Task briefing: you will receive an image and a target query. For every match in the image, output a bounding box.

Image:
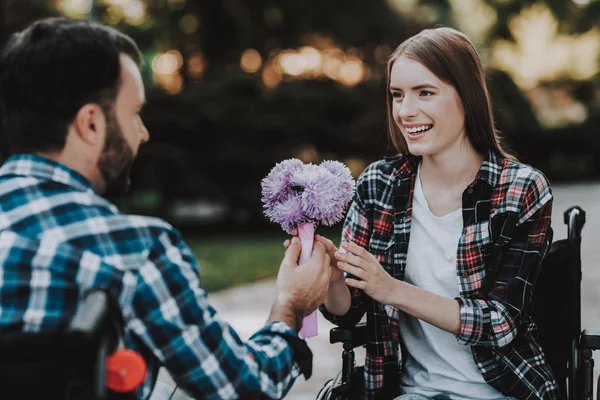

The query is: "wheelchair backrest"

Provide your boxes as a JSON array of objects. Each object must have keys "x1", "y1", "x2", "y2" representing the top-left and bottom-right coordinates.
[
  {"x1": 532, "y1": 239, "x2": 575, "y2": 397},
  {"x1": 0, "y1": 289, "x2": 138, "y2": 399},
  {"x1": 531, "y1": 206, "x2": 585, "y2": 399}
]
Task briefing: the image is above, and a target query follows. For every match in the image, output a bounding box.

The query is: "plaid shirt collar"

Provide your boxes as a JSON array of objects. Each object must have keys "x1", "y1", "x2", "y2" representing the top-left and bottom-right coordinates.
[
  {"x1": 383, "y1": 148, "x2": 503, "y2": 188},
  {"x1": 0, "y1": 154, "x2": 95, "y2": 193}
]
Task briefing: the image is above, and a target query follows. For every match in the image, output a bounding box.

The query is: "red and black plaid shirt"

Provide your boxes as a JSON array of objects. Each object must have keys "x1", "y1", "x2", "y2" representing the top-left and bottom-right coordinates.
[{"x1": 320, "y1": 149, "x2": 561, "y2": 400}]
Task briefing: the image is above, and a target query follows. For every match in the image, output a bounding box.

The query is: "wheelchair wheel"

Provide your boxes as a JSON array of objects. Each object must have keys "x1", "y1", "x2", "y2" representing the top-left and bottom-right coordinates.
[
  {"x1": 315, "y1": 378, "x2": 334, "y2": 400},
  {"x1": 315, "y1": 370, "x2": 344, "y2": 400}
]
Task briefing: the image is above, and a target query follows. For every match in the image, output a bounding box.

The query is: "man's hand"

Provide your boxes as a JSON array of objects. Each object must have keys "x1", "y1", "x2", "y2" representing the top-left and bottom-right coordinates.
[
  {"x1": 283, "y1": 232, "x2": 344, "y2": 284},
  {"x1": 270, "y1": 237, "x2": 331, "y2": 332}
]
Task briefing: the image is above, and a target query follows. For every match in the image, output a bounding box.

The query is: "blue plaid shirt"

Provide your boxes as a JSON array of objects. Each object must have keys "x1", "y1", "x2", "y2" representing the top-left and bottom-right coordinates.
[{"x1": 0, "y1": 154, "x2": 310, "y2": 399}]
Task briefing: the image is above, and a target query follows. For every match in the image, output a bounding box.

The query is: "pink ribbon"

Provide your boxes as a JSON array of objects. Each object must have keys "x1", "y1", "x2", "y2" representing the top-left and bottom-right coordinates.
[{"x1": 297, "y1": 222, "x2": 318, "y2": 338}]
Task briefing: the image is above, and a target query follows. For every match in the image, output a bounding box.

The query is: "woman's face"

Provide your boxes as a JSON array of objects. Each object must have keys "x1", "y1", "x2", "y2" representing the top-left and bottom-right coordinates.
[{"x1": 389, "y1": 56, "x2": 467, "y2": 157}]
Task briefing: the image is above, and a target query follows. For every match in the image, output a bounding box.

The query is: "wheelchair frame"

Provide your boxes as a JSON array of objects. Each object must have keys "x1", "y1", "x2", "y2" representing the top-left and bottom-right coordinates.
[{"x1": 0, "y1": 290, "x2": 140, "y2": 400}]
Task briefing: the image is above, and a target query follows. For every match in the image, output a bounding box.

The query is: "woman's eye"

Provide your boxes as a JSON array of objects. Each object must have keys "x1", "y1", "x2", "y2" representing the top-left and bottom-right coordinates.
[
  {"x1": 392, "y1": 92, "x2": 403, "y2": 99},
  {"x1": 420, "y1": 90, "x2": 433, "y2": 97}
]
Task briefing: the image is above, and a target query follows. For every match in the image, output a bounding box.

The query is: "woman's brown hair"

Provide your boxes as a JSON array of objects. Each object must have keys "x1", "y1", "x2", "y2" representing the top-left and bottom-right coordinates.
[{"x1": 385, "y1": 27, "x2": 515, "y2": 160}]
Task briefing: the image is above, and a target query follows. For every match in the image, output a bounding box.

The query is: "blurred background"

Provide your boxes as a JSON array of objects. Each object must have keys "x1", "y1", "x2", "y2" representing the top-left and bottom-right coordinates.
[
  {"x1": 0, "y1": 0, "x2": 598, "y2": 292},
  {"x1": 1, "y1": 0, "x2": 599, "y2": 397}
]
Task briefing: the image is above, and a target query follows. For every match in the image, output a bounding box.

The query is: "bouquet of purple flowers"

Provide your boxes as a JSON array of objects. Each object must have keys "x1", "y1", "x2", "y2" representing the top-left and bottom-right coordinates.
[{"x1": 261, "y1": 159, "x2": 356, "y2": 338}]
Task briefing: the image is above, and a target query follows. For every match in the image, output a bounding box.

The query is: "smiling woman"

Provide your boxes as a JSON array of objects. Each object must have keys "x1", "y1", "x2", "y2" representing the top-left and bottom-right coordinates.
[
  {"x1": 319, "y1": 27, "x2": 557, "y2": 400},
  {"x1": 389, "y1": 56, "x2": 466, "y2": 155}
]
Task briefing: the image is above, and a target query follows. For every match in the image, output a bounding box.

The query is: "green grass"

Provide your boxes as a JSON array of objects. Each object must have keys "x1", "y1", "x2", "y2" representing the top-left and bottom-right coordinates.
[
  {"x1": 185, "y1": 227, "x2": 342, "y2": 293},
  {"x1": 186, "y1": 234, "x2": 289, "y2": 293}
]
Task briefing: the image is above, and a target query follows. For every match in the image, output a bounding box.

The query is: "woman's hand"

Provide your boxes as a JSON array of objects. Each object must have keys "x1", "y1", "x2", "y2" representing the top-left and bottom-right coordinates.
[
  {"x1": 334, "y1": 241, "x2": 397, "y2": 304},
  {"x1": 333, "y1": 242, "x2": 460, "y2": 334}
]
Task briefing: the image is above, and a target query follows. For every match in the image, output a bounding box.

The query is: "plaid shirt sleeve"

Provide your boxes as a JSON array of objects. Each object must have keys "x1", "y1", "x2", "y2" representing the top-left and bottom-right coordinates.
[
  {"x1": 127, "y1": 229, "x2": 307, "y2": 400},
  {"x1": 455, "y1": 172, "x2": 553, "y2": 348},
  {"x1": 319, "y1": 169, "x2": 371, "y2": 327}
]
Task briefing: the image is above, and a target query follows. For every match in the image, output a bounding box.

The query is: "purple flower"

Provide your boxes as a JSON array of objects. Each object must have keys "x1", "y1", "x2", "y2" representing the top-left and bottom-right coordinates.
[
  {"x1": 319, "y1": 160, "x2": 355, "y2": 205},
  {"x1": 264, "y1": 196, "x2": 309, "y2": 234},
  {"x1": 261, "y1": 159, "x2": 304, "y2": 205},
  {"x1": 261, "y1": 158, "x2": 356, "y2": 233}
]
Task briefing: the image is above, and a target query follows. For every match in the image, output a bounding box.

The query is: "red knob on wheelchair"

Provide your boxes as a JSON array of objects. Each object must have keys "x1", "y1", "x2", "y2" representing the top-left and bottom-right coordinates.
[{"x1": 105, "y1": 349, "x2": 147, "y2": 392}]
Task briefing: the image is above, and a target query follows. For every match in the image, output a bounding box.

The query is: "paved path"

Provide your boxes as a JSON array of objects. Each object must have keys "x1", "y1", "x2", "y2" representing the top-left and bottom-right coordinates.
[{"x1": 160, "y1": 182, "x2": 600, "y2": 399}]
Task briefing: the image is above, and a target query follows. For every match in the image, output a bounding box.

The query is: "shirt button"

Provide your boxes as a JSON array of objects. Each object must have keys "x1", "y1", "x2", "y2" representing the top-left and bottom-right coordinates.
[{"x1": 461, "y1": 271, "x2": 468, "y2": 278}]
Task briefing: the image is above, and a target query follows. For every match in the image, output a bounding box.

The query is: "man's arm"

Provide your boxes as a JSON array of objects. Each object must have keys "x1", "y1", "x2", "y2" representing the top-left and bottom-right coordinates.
[{"x1": 127, "y1": 229, "x2": 316, "y2": 400}]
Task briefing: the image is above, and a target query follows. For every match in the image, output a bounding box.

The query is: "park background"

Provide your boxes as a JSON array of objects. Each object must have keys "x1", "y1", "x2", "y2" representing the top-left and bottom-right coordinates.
[{"x1": 0, "y1": 0, "x2": 599, "y2": 398}]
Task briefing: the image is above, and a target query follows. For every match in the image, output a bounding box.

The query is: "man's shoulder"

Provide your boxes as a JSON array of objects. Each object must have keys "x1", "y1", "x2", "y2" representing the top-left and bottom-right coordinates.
[
  {"x1": 109, "y1": 213, "x2": 175, "y2": 233},
  {"x1": 71, "y1": 212, "x2": 180, "y2": 249},
  {"x1": 38, "y1": 201, "x2": 183, "y2": 268},
  {"x1": 103, "y1": 213, "x2": 178, "y2": 241},
  {"x1": 0, "y1": 173, "x2": 190, "y2": 265}
]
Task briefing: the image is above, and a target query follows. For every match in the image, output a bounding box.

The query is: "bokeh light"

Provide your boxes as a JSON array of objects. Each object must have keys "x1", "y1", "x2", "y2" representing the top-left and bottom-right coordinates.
[
  {"x1": 59, "y1": 0, "x2": 92, "y2": 17},
  {"x1": 492, "y1": 3, "x2": 600, "y2": 89},
  {"x1": 152, "y1": 50, "x2": 184, "y2": 94},
  {"x1": 240, "y1": 49, "x2": 263, "y2": 73},
  {"x1": 187, "y1": 53, "x2": 206, "y2": 79},
  {"x1": 339, "y1": 57, "x2": 365, "y2": 87},
  {"x1": 298, "y1": 46, "x2": 322, "y2": 72},
  {"x1": 261, "y1": 64, "x2": 283, "y2": 88},
  {"x1": 179, "y1": 14, "x2": 199, "y2": 35},
  {"x1": 152, "y1": 51, "x2": 182, "y2": 75},
  {"x1": 278, "y1": 52, "x2": 306, "y2": 76},
  {"x1": 449, "y1": 0, "x2": 497, "y2": 43},
  {"x1": 121, "y1": 0, "x2": 146, "y2": 25}
]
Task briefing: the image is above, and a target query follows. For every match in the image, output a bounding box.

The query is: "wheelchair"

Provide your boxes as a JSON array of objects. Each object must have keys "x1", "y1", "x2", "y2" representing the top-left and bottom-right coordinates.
[
  {"x1": 318, "y1": 206, "x2": 600, "y2": 400},
  {"x1": 0, "y1": 289, "x2": 147, "y2": 399}
]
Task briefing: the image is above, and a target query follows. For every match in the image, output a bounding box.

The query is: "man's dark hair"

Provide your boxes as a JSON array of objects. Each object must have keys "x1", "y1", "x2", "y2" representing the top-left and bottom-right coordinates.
[{"x1": 0, "y1": 17, "x2": 142, "y2": 154}]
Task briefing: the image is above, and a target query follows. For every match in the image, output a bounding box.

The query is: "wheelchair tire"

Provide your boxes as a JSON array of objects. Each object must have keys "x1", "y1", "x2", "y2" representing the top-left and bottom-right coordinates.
[
  {"x1": 315, "y1": 368, "x2": 358, "y2": 400},
  {"x1": 315, "y1": 369, "x2": 345, "y2": 399},
  {"x1": 315, "y1": 378, "x2": 335, "y2": 400}
]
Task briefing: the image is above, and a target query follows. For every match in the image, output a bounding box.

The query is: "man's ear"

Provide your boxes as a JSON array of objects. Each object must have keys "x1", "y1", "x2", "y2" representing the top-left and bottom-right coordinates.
[{"x1": 72, "y1": 104, "x2": 106, "y2": 146}]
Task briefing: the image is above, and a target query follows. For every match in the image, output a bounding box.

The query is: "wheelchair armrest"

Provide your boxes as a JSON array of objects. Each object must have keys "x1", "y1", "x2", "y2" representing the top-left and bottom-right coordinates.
[
  {"x1": 581, "y1": 329, "x2": 600, "y2": 350},
  {"x1": 68, "y1": 290, "x2": 110, "y2": 341},
  {"x1": 330, "y1": 322, "x2": 367, "y2": 348},
  {"x1": 67, "y1": 290, "x2": 117, "y2": 399}
]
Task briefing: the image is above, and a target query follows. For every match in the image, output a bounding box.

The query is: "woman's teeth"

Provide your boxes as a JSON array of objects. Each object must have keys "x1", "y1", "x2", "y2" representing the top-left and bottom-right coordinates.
[{"x1": 406, "y1": 125, "x2": 433, "y2": 134}]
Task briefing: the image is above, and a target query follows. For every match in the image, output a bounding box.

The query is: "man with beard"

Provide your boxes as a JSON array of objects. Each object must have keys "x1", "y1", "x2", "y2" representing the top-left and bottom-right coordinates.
[{"x1": 0, "y1": 17, "x2": 334, "y2": 399}]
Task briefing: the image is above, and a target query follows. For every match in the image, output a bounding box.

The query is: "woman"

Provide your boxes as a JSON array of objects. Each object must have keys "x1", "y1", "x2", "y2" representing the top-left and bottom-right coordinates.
[{"x1": 318, "y1": 27, "x2": 559, "y2": 400}]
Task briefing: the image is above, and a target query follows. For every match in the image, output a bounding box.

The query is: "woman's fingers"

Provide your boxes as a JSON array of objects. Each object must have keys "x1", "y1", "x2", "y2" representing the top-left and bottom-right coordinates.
[
  {"x1": 337, "y1": 261, "x2": 363, "y2": 279},
  {"x1": 342, "y1": 241, "x2": 371, "y2": 257},
  {"x1": 335, "y1": 249, "x2": 366, "y2": 270},
  {"x1": 315, "y1": 234, "x2": 337, "y2": 252},
  {"x1": 345, "y1": 278, "x2": 367, "y2": 290}
]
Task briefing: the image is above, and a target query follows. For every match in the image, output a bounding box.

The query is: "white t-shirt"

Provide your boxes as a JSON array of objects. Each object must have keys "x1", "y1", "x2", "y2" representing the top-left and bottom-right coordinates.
[{"x1": 398, "y1": 165, "x2": 502, "y2": 400}]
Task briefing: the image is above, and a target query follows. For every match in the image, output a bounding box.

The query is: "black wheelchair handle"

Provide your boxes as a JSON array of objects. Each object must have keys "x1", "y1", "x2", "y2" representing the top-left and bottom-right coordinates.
[{"x1": 564, "y1": 206, "x2": 585, "y2": 240}]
